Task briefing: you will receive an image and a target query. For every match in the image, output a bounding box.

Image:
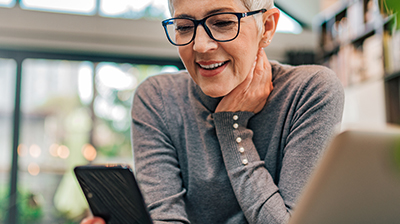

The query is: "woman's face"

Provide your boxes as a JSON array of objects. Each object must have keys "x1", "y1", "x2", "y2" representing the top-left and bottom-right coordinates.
[{"x1": 172, "y1": 0, "x2": 262, "y2": 98}]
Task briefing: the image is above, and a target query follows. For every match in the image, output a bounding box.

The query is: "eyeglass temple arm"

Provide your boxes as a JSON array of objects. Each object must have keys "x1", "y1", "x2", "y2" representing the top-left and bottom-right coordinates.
[{"x1": 243, "y1": 9, "x2": 267, "y2": 17}]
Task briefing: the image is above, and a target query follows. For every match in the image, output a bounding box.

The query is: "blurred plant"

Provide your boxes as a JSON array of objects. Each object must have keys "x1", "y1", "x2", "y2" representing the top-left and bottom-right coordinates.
[
  {"x1": 95, "y1": 89, "x2": 132, "y2": 158},
  {"x1": 0, "y1": 187, "x2": 43, "y2": 223},
  {"x1": 380, "y1": 0, "x2": 400, "y2": 29},
  {"x1": 93, "y1": 64, "x2": 175, "y2": 159}
]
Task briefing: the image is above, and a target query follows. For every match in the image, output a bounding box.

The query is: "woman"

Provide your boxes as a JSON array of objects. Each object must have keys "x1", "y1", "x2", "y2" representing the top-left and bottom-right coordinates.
[{"x1": 82, "y1": 0, "x2": 344, "y2": 223}]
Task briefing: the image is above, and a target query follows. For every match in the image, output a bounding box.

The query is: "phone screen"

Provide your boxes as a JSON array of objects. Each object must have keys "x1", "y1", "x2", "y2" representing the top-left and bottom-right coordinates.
[{"x1": 74, "y1": 165, "x2": 153, "y2": 224}]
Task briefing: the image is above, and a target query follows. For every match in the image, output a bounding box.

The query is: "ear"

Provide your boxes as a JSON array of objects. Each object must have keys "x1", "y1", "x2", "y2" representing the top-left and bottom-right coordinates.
[{"x1": 259, "y1": 8, "x2": 280, "y2": 48}]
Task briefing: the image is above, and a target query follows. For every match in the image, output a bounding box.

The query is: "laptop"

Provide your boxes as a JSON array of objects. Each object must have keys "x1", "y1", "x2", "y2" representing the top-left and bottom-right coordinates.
[{"x1": 288, "y1": 127, "x2": 400, "y2": 224}]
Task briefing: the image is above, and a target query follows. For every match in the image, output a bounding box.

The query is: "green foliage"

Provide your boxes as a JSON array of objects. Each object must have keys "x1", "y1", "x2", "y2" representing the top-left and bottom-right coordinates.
[
  {"x1": 0, "y1": 187, "x2": 43, "y2": 223},
  {"x1": 18, "y1": 192, "x2": 43, "y2": 223},
  {"x1": 380, "y1": 0, "x2": 400, "y2": 29}
]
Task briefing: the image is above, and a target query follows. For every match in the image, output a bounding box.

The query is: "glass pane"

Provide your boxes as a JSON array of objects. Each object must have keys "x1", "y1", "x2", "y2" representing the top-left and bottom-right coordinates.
[
  {"x1": 18, "y1": 58, "x2": 179, "y2": 223},
  {"x1": 100, "y1": 0, "x2": 170, "y2": 19},
  {"x1": 20, "y1": 59, "x2": 94, "y2": 223},
  {"x1": 276, "y1": 8, "x2": 303, "y2": 34},
  {"x1": 0, "y1": 0, "x2": 15, "y2": 8},
  {"x1": 20, "y1": 0, "x2": 96, "y2": 15},
  {"x1": 0, "y1": 58, "x2": 16, "y2": 223},
  {"x1": 93, "y1": 62, "x2": 178, "y2": 160}
]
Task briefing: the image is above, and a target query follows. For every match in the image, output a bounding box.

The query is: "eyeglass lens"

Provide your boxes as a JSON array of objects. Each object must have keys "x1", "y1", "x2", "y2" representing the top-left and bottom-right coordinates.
[{"x1": 165, "y1": 13, "x2": 239, "y2": 45}]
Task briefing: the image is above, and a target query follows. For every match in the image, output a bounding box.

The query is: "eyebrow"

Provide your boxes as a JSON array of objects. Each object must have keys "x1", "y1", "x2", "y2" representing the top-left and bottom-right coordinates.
[{"x1": 175, "y1": 7, "x2": 235, "y2": 19}]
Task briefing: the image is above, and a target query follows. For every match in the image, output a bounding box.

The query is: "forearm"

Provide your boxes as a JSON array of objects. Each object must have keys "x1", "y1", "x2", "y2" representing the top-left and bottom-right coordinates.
[
  {"x1": 132, "y1": 77, "x2": 190, "y2": 224},
  {"x1": 213, "y1": 111, "x2": 290, "y2": 224}
]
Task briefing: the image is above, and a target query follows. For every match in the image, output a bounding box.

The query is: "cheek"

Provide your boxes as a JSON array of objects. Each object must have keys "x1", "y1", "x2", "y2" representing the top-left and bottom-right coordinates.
[
  {"x1": 178, "y1": 47, "x2": 186, "y2": 63},
  {"x1": 229, "y1": 30, "x2": 259, "y2": 73},
  {"x1": 178, "y1": 46, "x2": 193, "y2": 69},
  {"x1": 230, "y1": 45, "x2": 257, "y2": 77}
]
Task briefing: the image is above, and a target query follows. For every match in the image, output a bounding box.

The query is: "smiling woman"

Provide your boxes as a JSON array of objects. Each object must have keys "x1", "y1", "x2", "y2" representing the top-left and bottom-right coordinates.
[
  {"x1": 81, "y1": 0, "x2": 344, "y2": 223},
  {"x1": 82, "y1": 0, "x2": 343, "y2": 224}
]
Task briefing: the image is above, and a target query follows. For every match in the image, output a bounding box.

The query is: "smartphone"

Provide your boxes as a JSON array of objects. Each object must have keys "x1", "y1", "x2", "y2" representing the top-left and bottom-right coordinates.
[{"x1": 74, "y1": 164, "x2": 153, "y2": 224}]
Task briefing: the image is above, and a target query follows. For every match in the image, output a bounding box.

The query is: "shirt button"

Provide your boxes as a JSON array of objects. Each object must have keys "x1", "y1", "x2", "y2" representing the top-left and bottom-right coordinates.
[
  {"x1": 233, "y1": 115, "x2": 239, "y2": 120},
  {"x1": 236, "y1": 137, "x2": 242, "y2": 143},
  {"x1": 239, "y1": 147, "x2": 245, "y2": 153},
  {"x1": 242, "y1": 159, "x2": 248, "y2": 165},
  {"x1": 233, "y1": 123, "x2": 239, "y2": 129}
]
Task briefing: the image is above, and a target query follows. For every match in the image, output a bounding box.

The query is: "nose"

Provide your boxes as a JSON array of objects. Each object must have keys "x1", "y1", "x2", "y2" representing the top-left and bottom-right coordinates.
[{"x1": 192, "y1": 25, "x2": 218, "y2": 53}]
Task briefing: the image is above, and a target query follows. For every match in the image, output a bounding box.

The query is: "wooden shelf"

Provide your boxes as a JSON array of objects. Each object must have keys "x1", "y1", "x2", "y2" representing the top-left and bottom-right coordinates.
[{"x1": 316, "y1": 0, "x2": 399, "y2": 125}]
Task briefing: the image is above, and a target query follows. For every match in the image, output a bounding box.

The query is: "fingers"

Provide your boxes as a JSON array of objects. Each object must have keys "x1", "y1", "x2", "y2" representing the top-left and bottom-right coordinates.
[
  {"x1": 81, "y1": 217, "x2": 106, "y2": 224},
  {"x1": 249, "y1": 48, "x2": 273, "y2": 98},
  {"x1": 215, "y1": 47, "x2": 273, "y2": 113}
]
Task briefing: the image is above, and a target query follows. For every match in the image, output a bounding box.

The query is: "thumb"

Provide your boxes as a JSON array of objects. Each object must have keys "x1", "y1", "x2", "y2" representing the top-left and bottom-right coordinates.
[{"x1": 81, "y1": 217, "x2": 106, "y2": 224}]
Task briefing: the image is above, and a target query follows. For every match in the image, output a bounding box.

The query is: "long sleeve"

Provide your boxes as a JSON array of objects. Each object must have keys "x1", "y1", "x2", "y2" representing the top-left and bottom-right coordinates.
[
  {"x1": 214, "y1": 111, "x2": 286, "y2": 223},
  {"x1": 131, "y1": 77, "x2": 190, "y2": 224},
  {"x1": 213, "y1": 67, "x2": 345, "y2": 224}
]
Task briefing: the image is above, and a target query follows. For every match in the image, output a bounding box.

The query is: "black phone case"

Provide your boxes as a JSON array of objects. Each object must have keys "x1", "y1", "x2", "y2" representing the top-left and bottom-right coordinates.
[{"x1": 74, "y1": 165, "x2": 153, "y2": 224}]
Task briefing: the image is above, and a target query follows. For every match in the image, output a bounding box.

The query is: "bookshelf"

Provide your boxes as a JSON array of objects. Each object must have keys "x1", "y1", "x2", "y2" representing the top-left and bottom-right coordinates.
[{"x1": 314, "y1": 0, "x2": 400, "y2": 126}]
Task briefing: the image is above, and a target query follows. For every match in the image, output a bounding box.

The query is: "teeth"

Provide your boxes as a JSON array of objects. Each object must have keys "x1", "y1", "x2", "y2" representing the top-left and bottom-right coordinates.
[{"x1": 199, "y1": 62, "x2": 225, "y2": 70}]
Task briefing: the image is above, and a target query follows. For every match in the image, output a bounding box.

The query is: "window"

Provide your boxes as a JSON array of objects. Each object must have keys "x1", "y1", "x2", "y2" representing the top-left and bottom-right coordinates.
[
  {"x1": 277, "y1": 9, "x2": 303, "y2": 34},
  {"x1": 14, "y1": 0, "x2": 303, "y2": 34},
  {"x1": 0, "y1": 58, "x2": 16, "y2": 223},
  {"x1": 99, "y1": 0, "x2": 170, "y2": 19},
  {"x1": 0, "y1": 0, "x2": 15, "y2": 8},
  {"x1": 12, "y1": 58, "x2": 178, "y2": 223},
  {"x1": 20, "y1": 0, "x2": 97, "y2": 15},
  {"x1": 98, "y1": 0, "x2": 302, "y2": 33}
]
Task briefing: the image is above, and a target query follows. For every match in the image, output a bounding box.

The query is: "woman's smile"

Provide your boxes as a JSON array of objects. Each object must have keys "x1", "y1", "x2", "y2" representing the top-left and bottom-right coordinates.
[{"x1": 197, "y1": 60, "x2": 229, "y2": 77}]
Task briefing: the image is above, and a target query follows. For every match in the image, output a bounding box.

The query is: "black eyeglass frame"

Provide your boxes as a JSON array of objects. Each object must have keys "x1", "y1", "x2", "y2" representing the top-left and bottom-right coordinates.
[{"x1": 161, "y1": 9, "x2": 267, "y2": 46}]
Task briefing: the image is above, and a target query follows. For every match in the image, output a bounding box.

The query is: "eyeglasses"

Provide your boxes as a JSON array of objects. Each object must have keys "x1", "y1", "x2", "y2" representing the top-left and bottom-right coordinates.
[{"x1": 161, "y1": 9, "x2": 267, "y2": 46}]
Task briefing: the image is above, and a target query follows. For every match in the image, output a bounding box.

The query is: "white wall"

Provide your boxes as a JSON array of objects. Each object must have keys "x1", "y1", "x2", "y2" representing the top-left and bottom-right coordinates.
[
  {"x1": 0, "y1": 7, "x2": 177, "y2": 59},
  {"x1": 341, "y1": 79, "x2": 388, "y2": 130}
]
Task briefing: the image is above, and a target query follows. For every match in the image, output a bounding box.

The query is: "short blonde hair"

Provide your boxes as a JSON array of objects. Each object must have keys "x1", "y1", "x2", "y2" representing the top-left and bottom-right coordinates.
[{"x1": 168, "y1": 0, "x2": 274, "y2": 33}]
